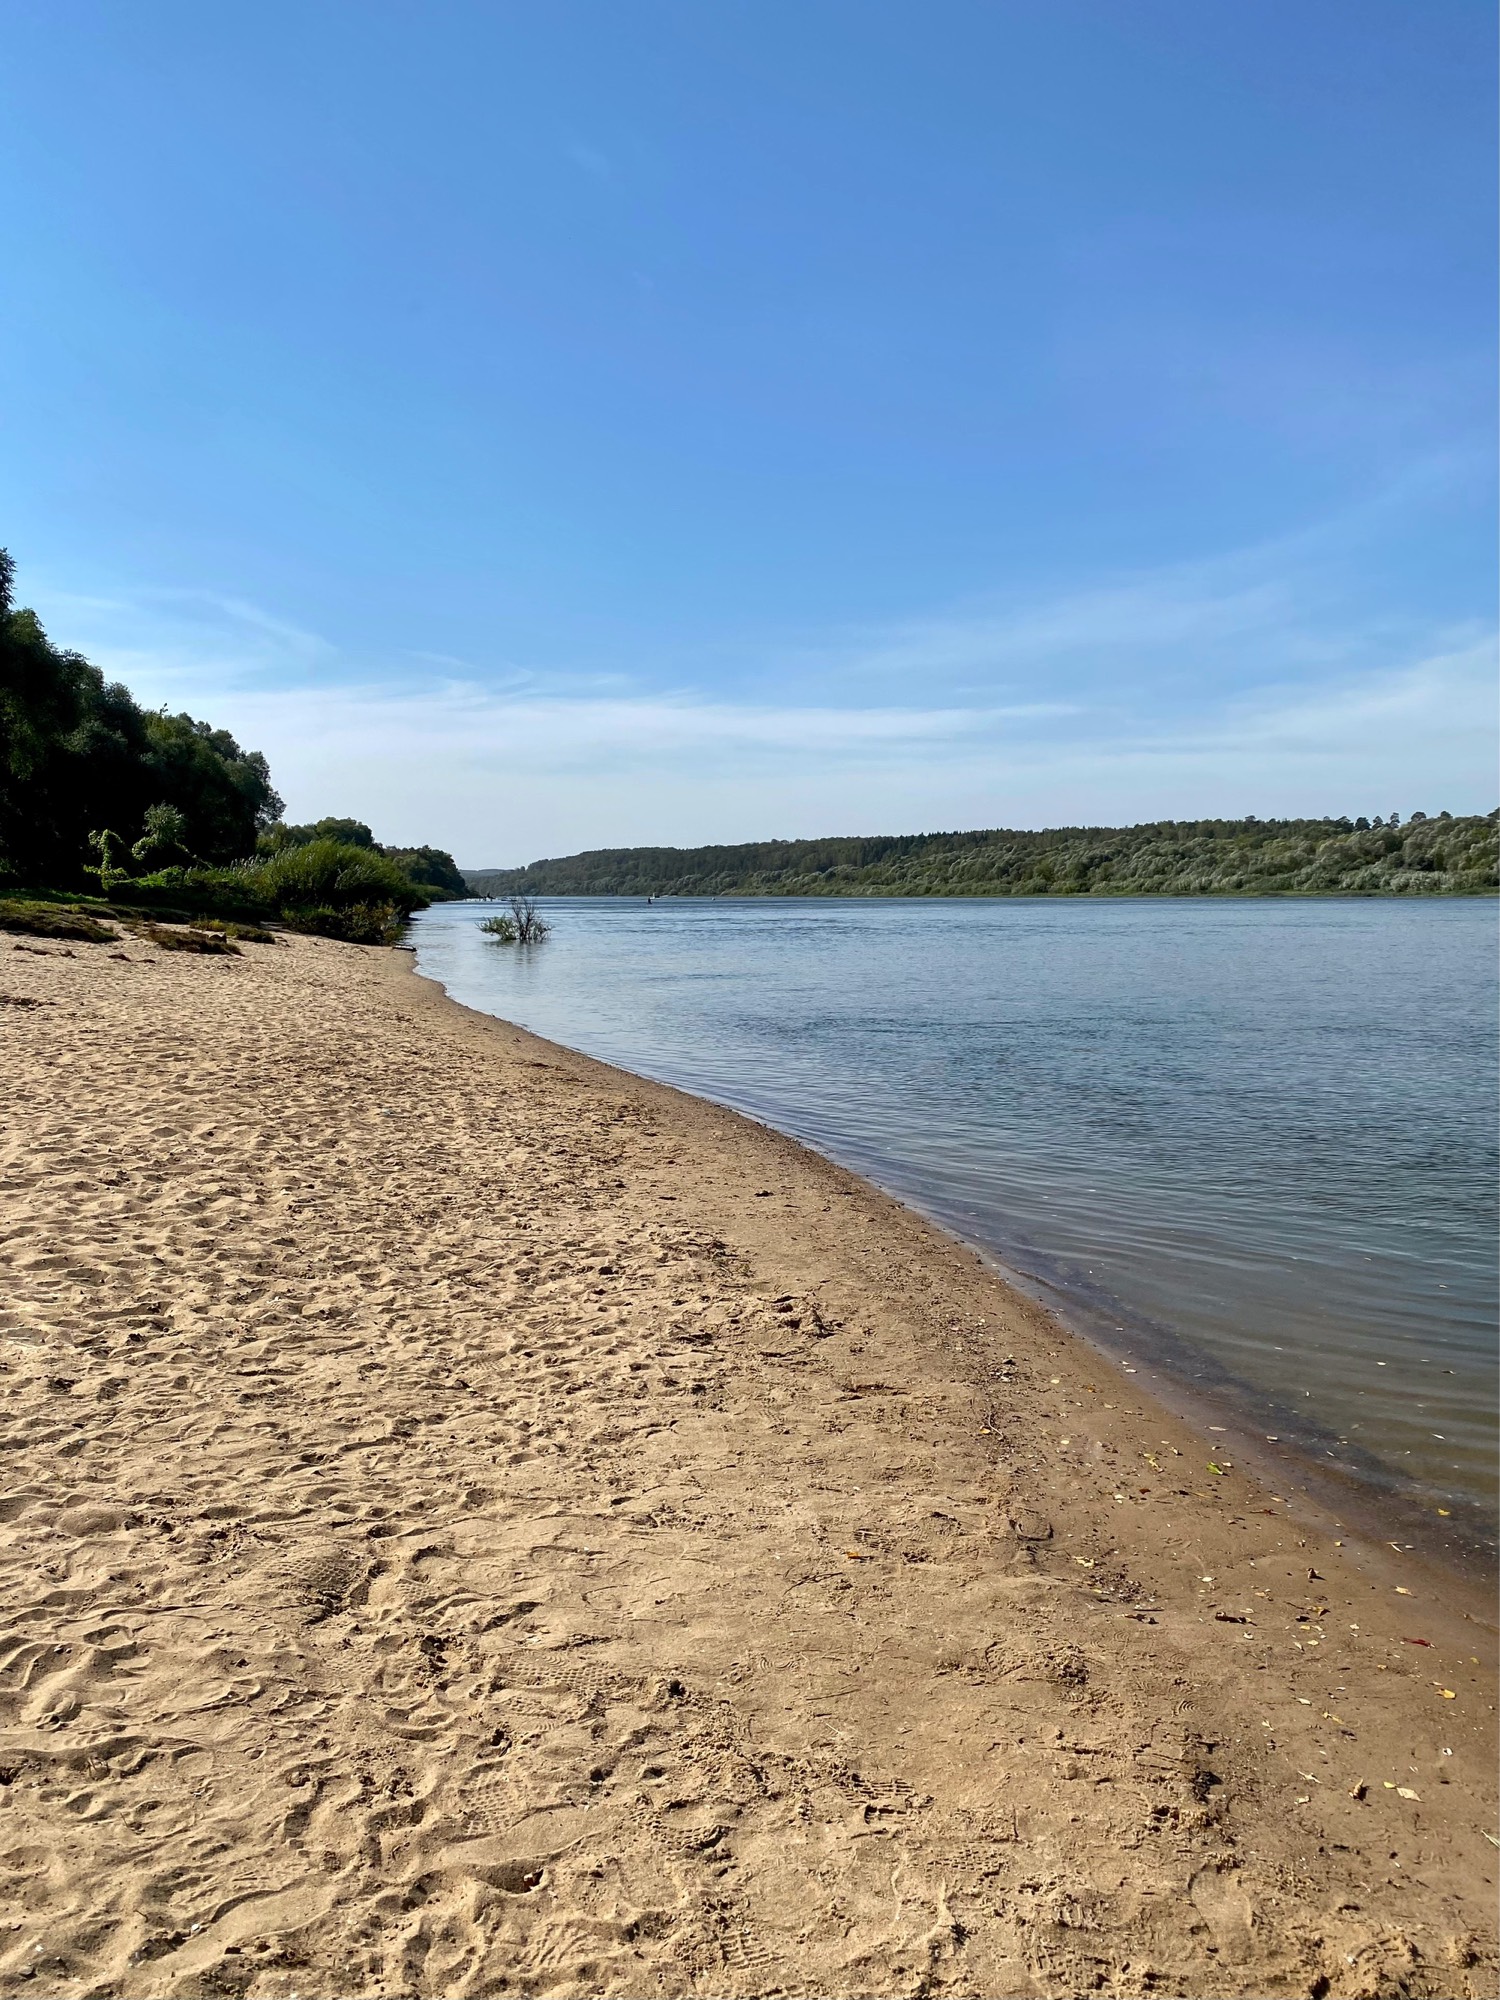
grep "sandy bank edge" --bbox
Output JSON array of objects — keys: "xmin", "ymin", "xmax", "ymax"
[{"xmin": 398, "ymin": 945, "xmax": 1498, "ymax": 1628}]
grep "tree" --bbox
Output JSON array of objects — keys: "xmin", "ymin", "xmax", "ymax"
[
  {"xmin": 0, "ymin": 545, "xmax": 283, "ymax": 882},
  {"xmin": 132, "ymin": 802, "xmax": 192, "ymax": 867},
  {"xmin": 139, "ymin": 711, "xmax": 282, "ymax": 863}
]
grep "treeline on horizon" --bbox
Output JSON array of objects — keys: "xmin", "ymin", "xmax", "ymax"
[
  {"xmin": 0, "ymin": 547, "xmax": 463, "ymax": 941},
  {"xmin": 468, "ymin": 812, "xmax": 1500, "ymax": 901}
]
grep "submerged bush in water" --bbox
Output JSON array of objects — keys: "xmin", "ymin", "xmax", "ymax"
[{"xmin": 481, "ymin": 896, "xmax": 550, "ymax": 944}]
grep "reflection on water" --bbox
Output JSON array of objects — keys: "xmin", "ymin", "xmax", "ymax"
[{"xmin": 410, "ymin": 895, "xmax": 1498, "ymax": 1527}]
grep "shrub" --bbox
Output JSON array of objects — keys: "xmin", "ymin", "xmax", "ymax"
[
  {"xmin": 258, "ymin": 821, "xmax": 466, "ymax": 898},
  {"xmin": 278, "ymin": 901, "xmax": 407, "ymax": 946},
  {"xmin": 85, "ymin": 828, "xmax": 130, "ymax": 891},
  {"xmin": 125, "ymin": 866, "xmax": 272, "ymax": 915},
  {"xmin": 480, "ymin": 895, "xmax": 550, "ymax": 944},
  {"xmin": 252, "ymin": 839, "xmax": 424, "ymax": 917},
  {"xmin": 131, "ymin": 802, "xmax": 192, "ymax": 867}
]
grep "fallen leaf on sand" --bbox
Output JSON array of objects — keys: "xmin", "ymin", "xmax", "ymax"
[
  {"xmin": 1438, "ymin": 1689, "xmax": 1456, "ymax": 1699},
  {"xmin": 1397, "ymin": 1786, "xmax": 1421, "ymax": 1801},
  {"xmin": 1394, "ymin": 1587, "xmax": 1411, "ymax": 1596},
  {"xmin": 1206, "ymin": 1463, "xmax": 1225, "ymax": 1475}
]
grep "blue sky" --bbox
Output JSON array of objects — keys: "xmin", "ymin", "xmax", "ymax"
[{"xmin": 1, "ymin": 0, "xmax": 1493, "ymax": 863}]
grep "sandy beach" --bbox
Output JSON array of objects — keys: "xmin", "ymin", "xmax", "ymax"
[{"xmin": 0, "ymin": 925, "xmax": 1494, "ymax": 2000}]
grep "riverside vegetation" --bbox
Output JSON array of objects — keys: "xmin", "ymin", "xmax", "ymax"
[
  {"xmin": 468, "ymin": 809, "xmax": 1500, "ymax": 901},
  {"xmin": 0, "ymin": 546, "xmax": 463, "ymax": 942},
  {"xmin": 479, "ymin": 896, "xmax": 552, "ymax": 944}
]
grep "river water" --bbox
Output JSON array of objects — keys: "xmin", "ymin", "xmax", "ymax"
[{"xmin": 409, "ymin": 896, "xmax": 1497, "ymax": 1543}]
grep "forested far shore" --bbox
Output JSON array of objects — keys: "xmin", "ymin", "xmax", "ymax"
[{"xmin": 468, "ymin": 811, "xmax": 1500, "ymax": 900}]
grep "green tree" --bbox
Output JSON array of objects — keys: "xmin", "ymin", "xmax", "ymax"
[
  {"xmin": 132, "ymin": 802, "xmax": 192, "ymax": 867},
  {"xmin": 0, "ymin": 546, "xmax": 282, "ymax": 882}
]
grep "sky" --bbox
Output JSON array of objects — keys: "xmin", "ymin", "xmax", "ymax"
[{"xmin": 0, "ymin": 0, "xmax": 1494, "ymax": 865}]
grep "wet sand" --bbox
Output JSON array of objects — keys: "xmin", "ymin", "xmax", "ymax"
[{"xmin": 0, "ymin": 926, "xmax": 1494, "ymax": 1998}]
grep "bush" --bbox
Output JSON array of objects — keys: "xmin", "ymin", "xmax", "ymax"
[
  {"xmin": 278, "ymin": 901, "xmax": 407, "ymax": 946},
  {"xmin": 252, "ymin": 839, "xmax": 424, "ymax": 917},
  {"xmin": 119, "ymin": 844, "xmax": 425, "ymax": 943},
  {"xmin": 258, "ymin": 820, "xmax": 466, "ymax": 898},
  {"xmin": 480, "ymin": 895, "xmax": 550, "ymax": 944}
]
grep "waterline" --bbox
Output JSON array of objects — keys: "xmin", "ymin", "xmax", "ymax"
[{"xmin": 411, "ymin": 895, "xmax": 1498, "ymax": 1545}]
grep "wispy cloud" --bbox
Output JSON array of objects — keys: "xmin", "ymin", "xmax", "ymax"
[
  {"xmin": 34, "ymin": 584, "xmax": 336, "ymax": 687},
  {"xmin": 773, "ymin": 478, "xmax": 1483, "ymax": 708},
  {"xmin": 23, "ymin": 487, "xmax": 1495, "ymax": 863},
  {"xmin": 115, "ymin": 634, "xmax": 1487, "ymax": 863}
]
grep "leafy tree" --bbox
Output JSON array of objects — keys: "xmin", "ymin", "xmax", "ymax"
[
  {"xmin": 0, "ymin": 546, "xmax": 282, "ymax": 882},
  {"xmin": 260, "ymin": 816, "xmax": 376, "ymax": 852},
  {"xmin": 139, "ymin": 712, "xmax": 282, "ymax": 863},
  {"xmin": 383, "ymin": 843, "xmax": 467, "ymax": 898},
  {"xmin": 132, "ymin": 802, "xmax": 192, "ymax": 866}
]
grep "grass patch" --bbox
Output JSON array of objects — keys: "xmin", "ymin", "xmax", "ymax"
[
  {"xmin": 192, "ymin": 917, "xmax": 280, "ymax": 944},
  {"xmin": 128, "ymin": 922, "xmax": 242, "ymax": 956},
  {"xmin": 0, "ymin": 899, "xmax": 118, "ymax": 943}
]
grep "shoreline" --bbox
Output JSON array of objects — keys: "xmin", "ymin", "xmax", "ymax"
[
  {"xmin": 408, "ymin": 948, "xmax": 1500, "ymax": 1621},
  {"xmin": 1, "ymin": 926, "xmax": 1494, "ymax": 1997},
  {"xmin": 413, "ymin": 922, "xmax": 1499, "ymax": 1586}
]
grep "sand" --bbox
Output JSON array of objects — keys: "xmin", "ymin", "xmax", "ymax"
[{"xmin": 0, "ymin": 924, "xmax": 1494, "ymax": 2000}]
